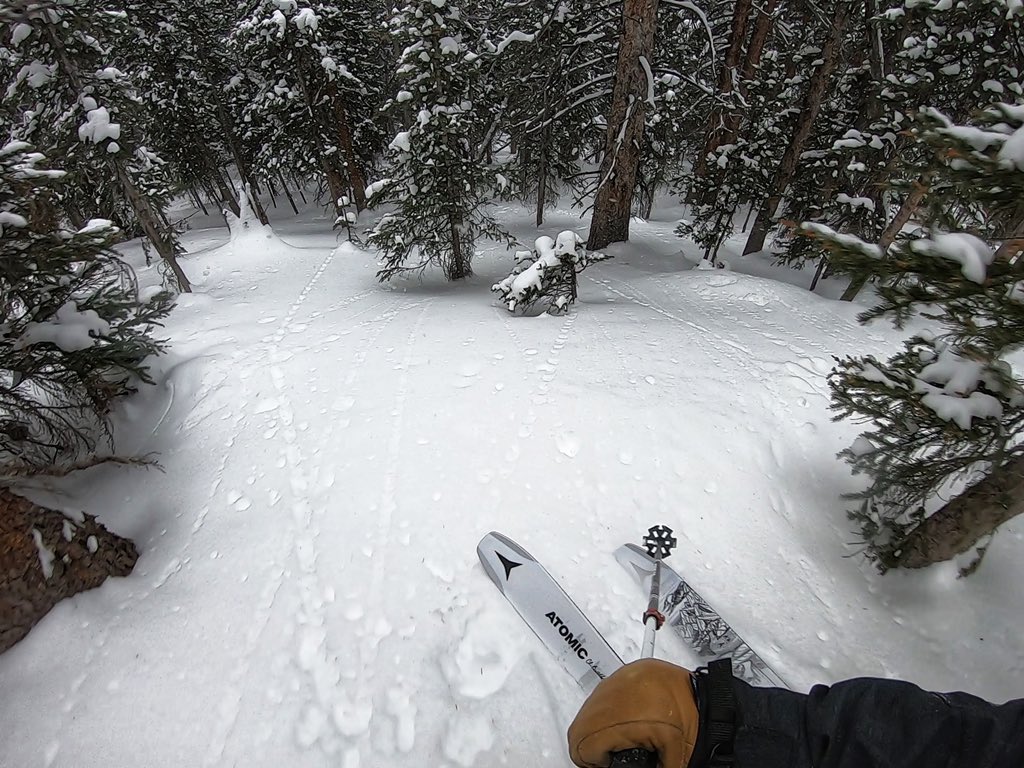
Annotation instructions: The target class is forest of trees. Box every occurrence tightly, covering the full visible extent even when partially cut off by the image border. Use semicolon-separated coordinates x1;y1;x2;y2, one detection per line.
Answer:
2;0;1023;574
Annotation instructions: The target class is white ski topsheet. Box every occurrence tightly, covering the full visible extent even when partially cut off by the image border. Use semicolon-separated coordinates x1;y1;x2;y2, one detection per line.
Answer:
478;532;623;692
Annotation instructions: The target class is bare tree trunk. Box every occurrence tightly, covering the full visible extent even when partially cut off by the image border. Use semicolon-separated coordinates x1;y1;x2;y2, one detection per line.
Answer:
190;188;209;217
741;202;755;232
326;77;370;209
862;0;886;123
448;211;468;279
446;138;470;280
536;143;548;227
212;167;241;218
840;175;929;300
266;174;279;209
742;1;853;255
201;180;229;227
534;51;562;228
212;95;269;226
586;0;659;251
693;0;753;184
809;255;828;291
293;177;308;204
890;454;1024;570
115;165;191;292
738;0;778;93
278;173;300;215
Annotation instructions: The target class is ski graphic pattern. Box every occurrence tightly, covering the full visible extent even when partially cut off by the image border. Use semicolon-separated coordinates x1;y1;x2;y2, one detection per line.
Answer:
478;531;624;693
616;543;788;689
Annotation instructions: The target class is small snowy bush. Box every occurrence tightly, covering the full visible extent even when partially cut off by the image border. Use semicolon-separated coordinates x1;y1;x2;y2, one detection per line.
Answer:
492;231;610;314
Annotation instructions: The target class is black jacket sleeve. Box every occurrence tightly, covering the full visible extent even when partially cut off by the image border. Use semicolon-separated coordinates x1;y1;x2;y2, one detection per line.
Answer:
732;676;1024;768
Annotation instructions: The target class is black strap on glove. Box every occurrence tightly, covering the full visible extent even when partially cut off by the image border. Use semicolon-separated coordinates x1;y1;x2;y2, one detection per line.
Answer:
690;658;737;768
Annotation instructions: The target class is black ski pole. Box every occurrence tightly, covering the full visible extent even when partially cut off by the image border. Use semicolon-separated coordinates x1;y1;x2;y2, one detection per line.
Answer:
610;524;677;768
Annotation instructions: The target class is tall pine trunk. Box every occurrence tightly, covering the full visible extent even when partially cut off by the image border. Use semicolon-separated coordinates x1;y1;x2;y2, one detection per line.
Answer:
211;164;241;218
692;0;753;187
738;0;778;93
742;1;852;255
586;0;659;251
278;172;301;215
536;135;549;227
444;135;471;280
293;60;347;218
212;95;268;226
888;454;1024;570
325;82;368;211
114;165;192;292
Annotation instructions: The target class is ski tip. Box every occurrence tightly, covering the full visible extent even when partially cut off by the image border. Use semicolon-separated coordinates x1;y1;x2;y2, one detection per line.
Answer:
477;531;536;562
477;531;538;593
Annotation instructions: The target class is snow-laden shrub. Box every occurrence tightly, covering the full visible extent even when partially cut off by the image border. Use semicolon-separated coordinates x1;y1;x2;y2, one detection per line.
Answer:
492;231;610;314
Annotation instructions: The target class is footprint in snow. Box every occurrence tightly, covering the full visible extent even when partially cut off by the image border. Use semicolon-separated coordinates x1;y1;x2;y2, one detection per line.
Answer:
226;490;252;511
253;398;279;415
556;431;580;458
442;608;524;700
443;713;494;768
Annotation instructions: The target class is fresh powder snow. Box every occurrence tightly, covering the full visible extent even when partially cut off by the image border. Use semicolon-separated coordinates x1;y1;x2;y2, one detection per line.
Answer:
1;199;1021;768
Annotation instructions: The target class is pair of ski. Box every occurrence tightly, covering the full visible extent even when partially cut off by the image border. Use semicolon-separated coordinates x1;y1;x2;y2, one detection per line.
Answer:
476;530;787;696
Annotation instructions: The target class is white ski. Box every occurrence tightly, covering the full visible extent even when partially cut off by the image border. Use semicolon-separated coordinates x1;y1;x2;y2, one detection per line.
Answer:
477;531;623;693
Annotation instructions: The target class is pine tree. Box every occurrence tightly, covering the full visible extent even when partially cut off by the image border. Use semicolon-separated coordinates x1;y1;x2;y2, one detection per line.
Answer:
801;97;1024;573
122;0;268;224
3;0;191;292
0;141;171;471
773;0;1024;292
230;0;385;217
741;0;855;256
680;0;812;263
488;0;618;226
366;0;511;281
836;0;1024;300
634;0;724;218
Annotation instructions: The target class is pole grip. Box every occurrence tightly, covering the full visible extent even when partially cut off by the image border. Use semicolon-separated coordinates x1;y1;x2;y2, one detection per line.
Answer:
610;748;658;767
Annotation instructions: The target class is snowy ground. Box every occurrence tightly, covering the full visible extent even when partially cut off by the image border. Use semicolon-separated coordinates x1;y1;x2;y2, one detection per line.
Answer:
2;200;1022;768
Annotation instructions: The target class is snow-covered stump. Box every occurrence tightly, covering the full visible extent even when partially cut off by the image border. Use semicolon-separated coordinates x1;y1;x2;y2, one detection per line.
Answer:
492;231;610;315
0;488;138;654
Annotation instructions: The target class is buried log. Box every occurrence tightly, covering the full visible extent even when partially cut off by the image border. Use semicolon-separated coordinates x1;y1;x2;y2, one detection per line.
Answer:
0;487;138;653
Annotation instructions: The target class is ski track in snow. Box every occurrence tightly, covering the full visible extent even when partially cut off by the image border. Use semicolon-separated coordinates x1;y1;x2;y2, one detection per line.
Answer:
204;244;342;764
3;207;1024;768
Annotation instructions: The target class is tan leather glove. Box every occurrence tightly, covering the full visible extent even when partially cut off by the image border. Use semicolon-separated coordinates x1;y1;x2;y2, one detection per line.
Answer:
567;659;700;768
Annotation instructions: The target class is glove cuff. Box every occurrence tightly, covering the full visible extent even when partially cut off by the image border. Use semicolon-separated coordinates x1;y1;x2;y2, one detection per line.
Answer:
688;658;737;768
